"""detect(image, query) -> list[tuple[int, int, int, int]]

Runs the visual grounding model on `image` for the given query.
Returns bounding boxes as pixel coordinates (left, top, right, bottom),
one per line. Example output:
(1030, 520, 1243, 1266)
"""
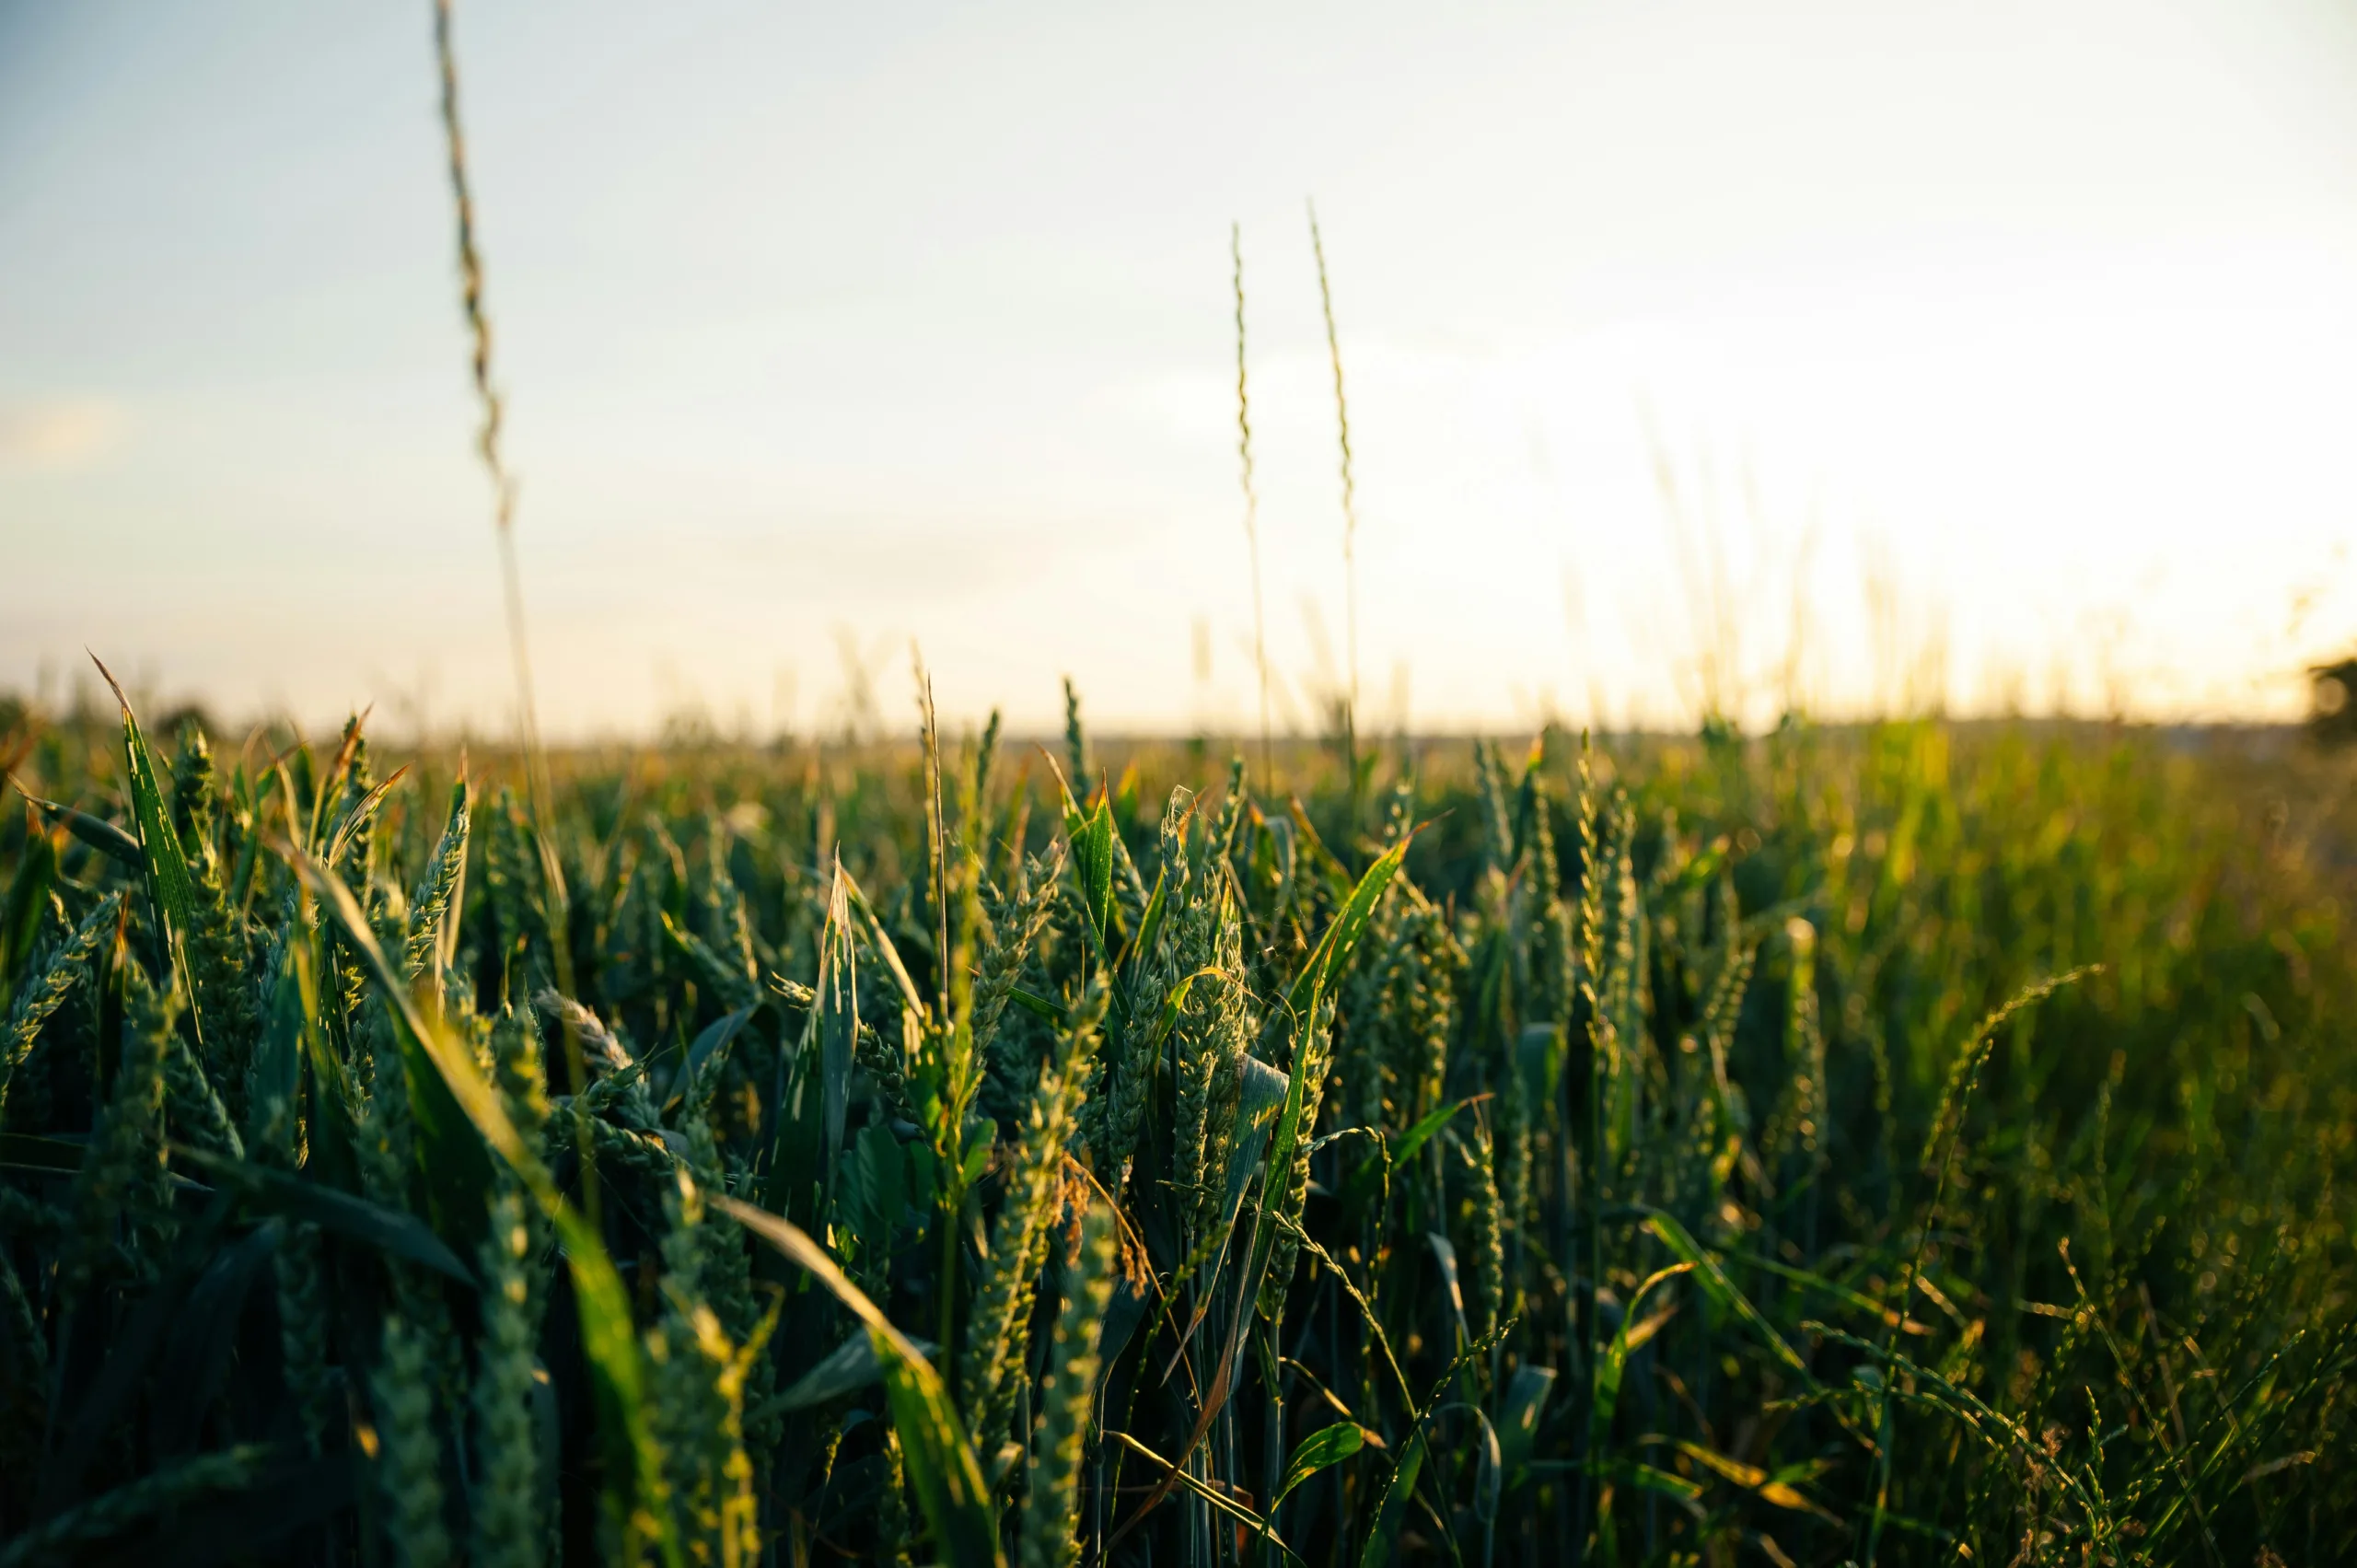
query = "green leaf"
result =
(1004, 985, 1066, 1026)
(247, 929, 306, 1159)
(321, 766, 407, 871)
(1282, 836, 1410, 1026)
(1283, 797, 1354, 900)
(1140, 969, 1206, 1058)
(288, 850, 679, 1568)
(150, 1224, 283, 1456)
(1246, 837, 1412, 1313)
(1670, 1439, 1840, 1519)
(1607, 1458, 1706, 1505)
(1120, 865, 1167, 976)
(1728, 1247, 1933, 1336)
(12, 785, 142, 872)
(1591, 1261, 1692, 1444)
(284, 921, 361, 1192)
(957, 1120, 995, 1190)
(0, 816, 60, 1013)
(1044, 760, 1130, 1025)
(1641, 1211, 1816, 1384)
(717, 1195, 1004, 1568)
(837, 865, 929, 1026)
(1213, 1055, 1291, 1229)
(769, 1328, 940, 1413)
(1496, 1364, 1556, 1482)
(93, 657, 207, 1048)
(1274, 1421, 1367, 1508)
(1471, 1407, 1503, 1525)
(1079, 802, 1114, 936)
(818, 861, 857, 1179)
(1074, 800, 1116, 963)
(170, 1145, 474, 1285)
(296, 852, 492, 1259)
(1426, 1233, 1469, 1345)
(1392, 1094, 1477, 1171)
(840, 1123, 909, 1268)
(766, 976, 830, 1233)
(660, 911, 758, 1010)
(0, 1132, 87, 1176)
(662, 1004, 755, 1118)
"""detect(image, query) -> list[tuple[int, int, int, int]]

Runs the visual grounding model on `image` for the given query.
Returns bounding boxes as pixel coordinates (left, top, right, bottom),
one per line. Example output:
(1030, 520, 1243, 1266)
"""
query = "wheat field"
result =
(0, 687, 2348, 1566)
(4, 4, 2353, 1561)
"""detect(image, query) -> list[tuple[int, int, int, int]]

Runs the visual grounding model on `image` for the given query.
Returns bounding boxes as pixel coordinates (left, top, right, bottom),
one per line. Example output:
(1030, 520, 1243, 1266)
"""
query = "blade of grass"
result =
(8, 786, 139, 872)
(172, 1144, 474, 1285)
(1232, 220, 1272, 791)
(1591, 1261, 1693, 1446)
(1109, 1430, 1307, 1567)
(1274, 1420, 1366, 1509)
(819, 857, 857, 1179)
(716, 1195, 1004, 1568)
(91, 656, 208, 1047)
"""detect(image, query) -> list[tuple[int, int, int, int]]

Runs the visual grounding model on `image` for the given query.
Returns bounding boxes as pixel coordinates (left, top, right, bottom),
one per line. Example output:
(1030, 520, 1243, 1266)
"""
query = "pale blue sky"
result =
(6, 0, 2357, 736)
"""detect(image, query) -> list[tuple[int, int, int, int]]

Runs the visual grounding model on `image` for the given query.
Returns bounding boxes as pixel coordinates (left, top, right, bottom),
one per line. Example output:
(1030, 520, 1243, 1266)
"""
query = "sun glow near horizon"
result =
(5, 0, 2357, 739)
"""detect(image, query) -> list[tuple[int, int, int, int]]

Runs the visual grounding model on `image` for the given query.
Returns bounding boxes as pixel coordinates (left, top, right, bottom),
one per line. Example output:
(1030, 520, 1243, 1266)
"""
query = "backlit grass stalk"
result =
(1308, 201, 1360, 783)
(433, 0, 539, 792)
(430, 0, 594, 1224)
(1234, 221, 1272, 791)
(1572, 735, 1605, 1553)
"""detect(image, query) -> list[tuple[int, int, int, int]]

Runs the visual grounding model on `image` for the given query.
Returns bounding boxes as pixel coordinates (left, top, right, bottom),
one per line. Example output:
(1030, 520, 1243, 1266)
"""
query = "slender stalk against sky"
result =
(1308, 203, 1359, 758)
(1233, 222, 1271, 789)
(433, 0, 549, 814)
(433, 0, 593, 1220)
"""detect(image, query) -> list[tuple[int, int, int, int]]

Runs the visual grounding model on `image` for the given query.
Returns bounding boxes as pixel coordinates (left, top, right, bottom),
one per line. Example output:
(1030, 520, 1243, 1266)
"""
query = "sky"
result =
(5, 0, 2357, 738)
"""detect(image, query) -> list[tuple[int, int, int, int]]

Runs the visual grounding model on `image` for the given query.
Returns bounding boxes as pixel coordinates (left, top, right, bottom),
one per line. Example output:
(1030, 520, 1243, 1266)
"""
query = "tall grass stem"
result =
(432, 0, 592, 1221)
(1308, 202, 1359, 787)
(1234, 223, 1272, 791)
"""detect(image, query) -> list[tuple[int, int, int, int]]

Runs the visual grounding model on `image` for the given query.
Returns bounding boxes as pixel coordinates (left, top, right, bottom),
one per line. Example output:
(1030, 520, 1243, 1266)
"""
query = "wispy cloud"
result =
(0, 399, 125, 469)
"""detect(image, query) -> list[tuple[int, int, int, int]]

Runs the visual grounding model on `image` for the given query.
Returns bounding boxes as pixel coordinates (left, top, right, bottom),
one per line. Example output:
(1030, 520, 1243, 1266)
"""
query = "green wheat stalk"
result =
(375, 1313, 453, 1568)
(471, 1183, 543, 1568)
(1020, 1202, 1116, 1568)
(0, 891, 118, 1123)
(962, 979, 1106, 1451)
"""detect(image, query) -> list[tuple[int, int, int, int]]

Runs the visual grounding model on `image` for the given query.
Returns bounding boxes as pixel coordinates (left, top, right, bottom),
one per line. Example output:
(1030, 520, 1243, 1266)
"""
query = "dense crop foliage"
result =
(0, 686, 2350, 1566)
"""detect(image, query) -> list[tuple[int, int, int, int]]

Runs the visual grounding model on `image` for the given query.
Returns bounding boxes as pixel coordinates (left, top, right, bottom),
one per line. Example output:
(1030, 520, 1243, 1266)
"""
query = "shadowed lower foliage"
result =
(0, 693, 2351, 1566)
